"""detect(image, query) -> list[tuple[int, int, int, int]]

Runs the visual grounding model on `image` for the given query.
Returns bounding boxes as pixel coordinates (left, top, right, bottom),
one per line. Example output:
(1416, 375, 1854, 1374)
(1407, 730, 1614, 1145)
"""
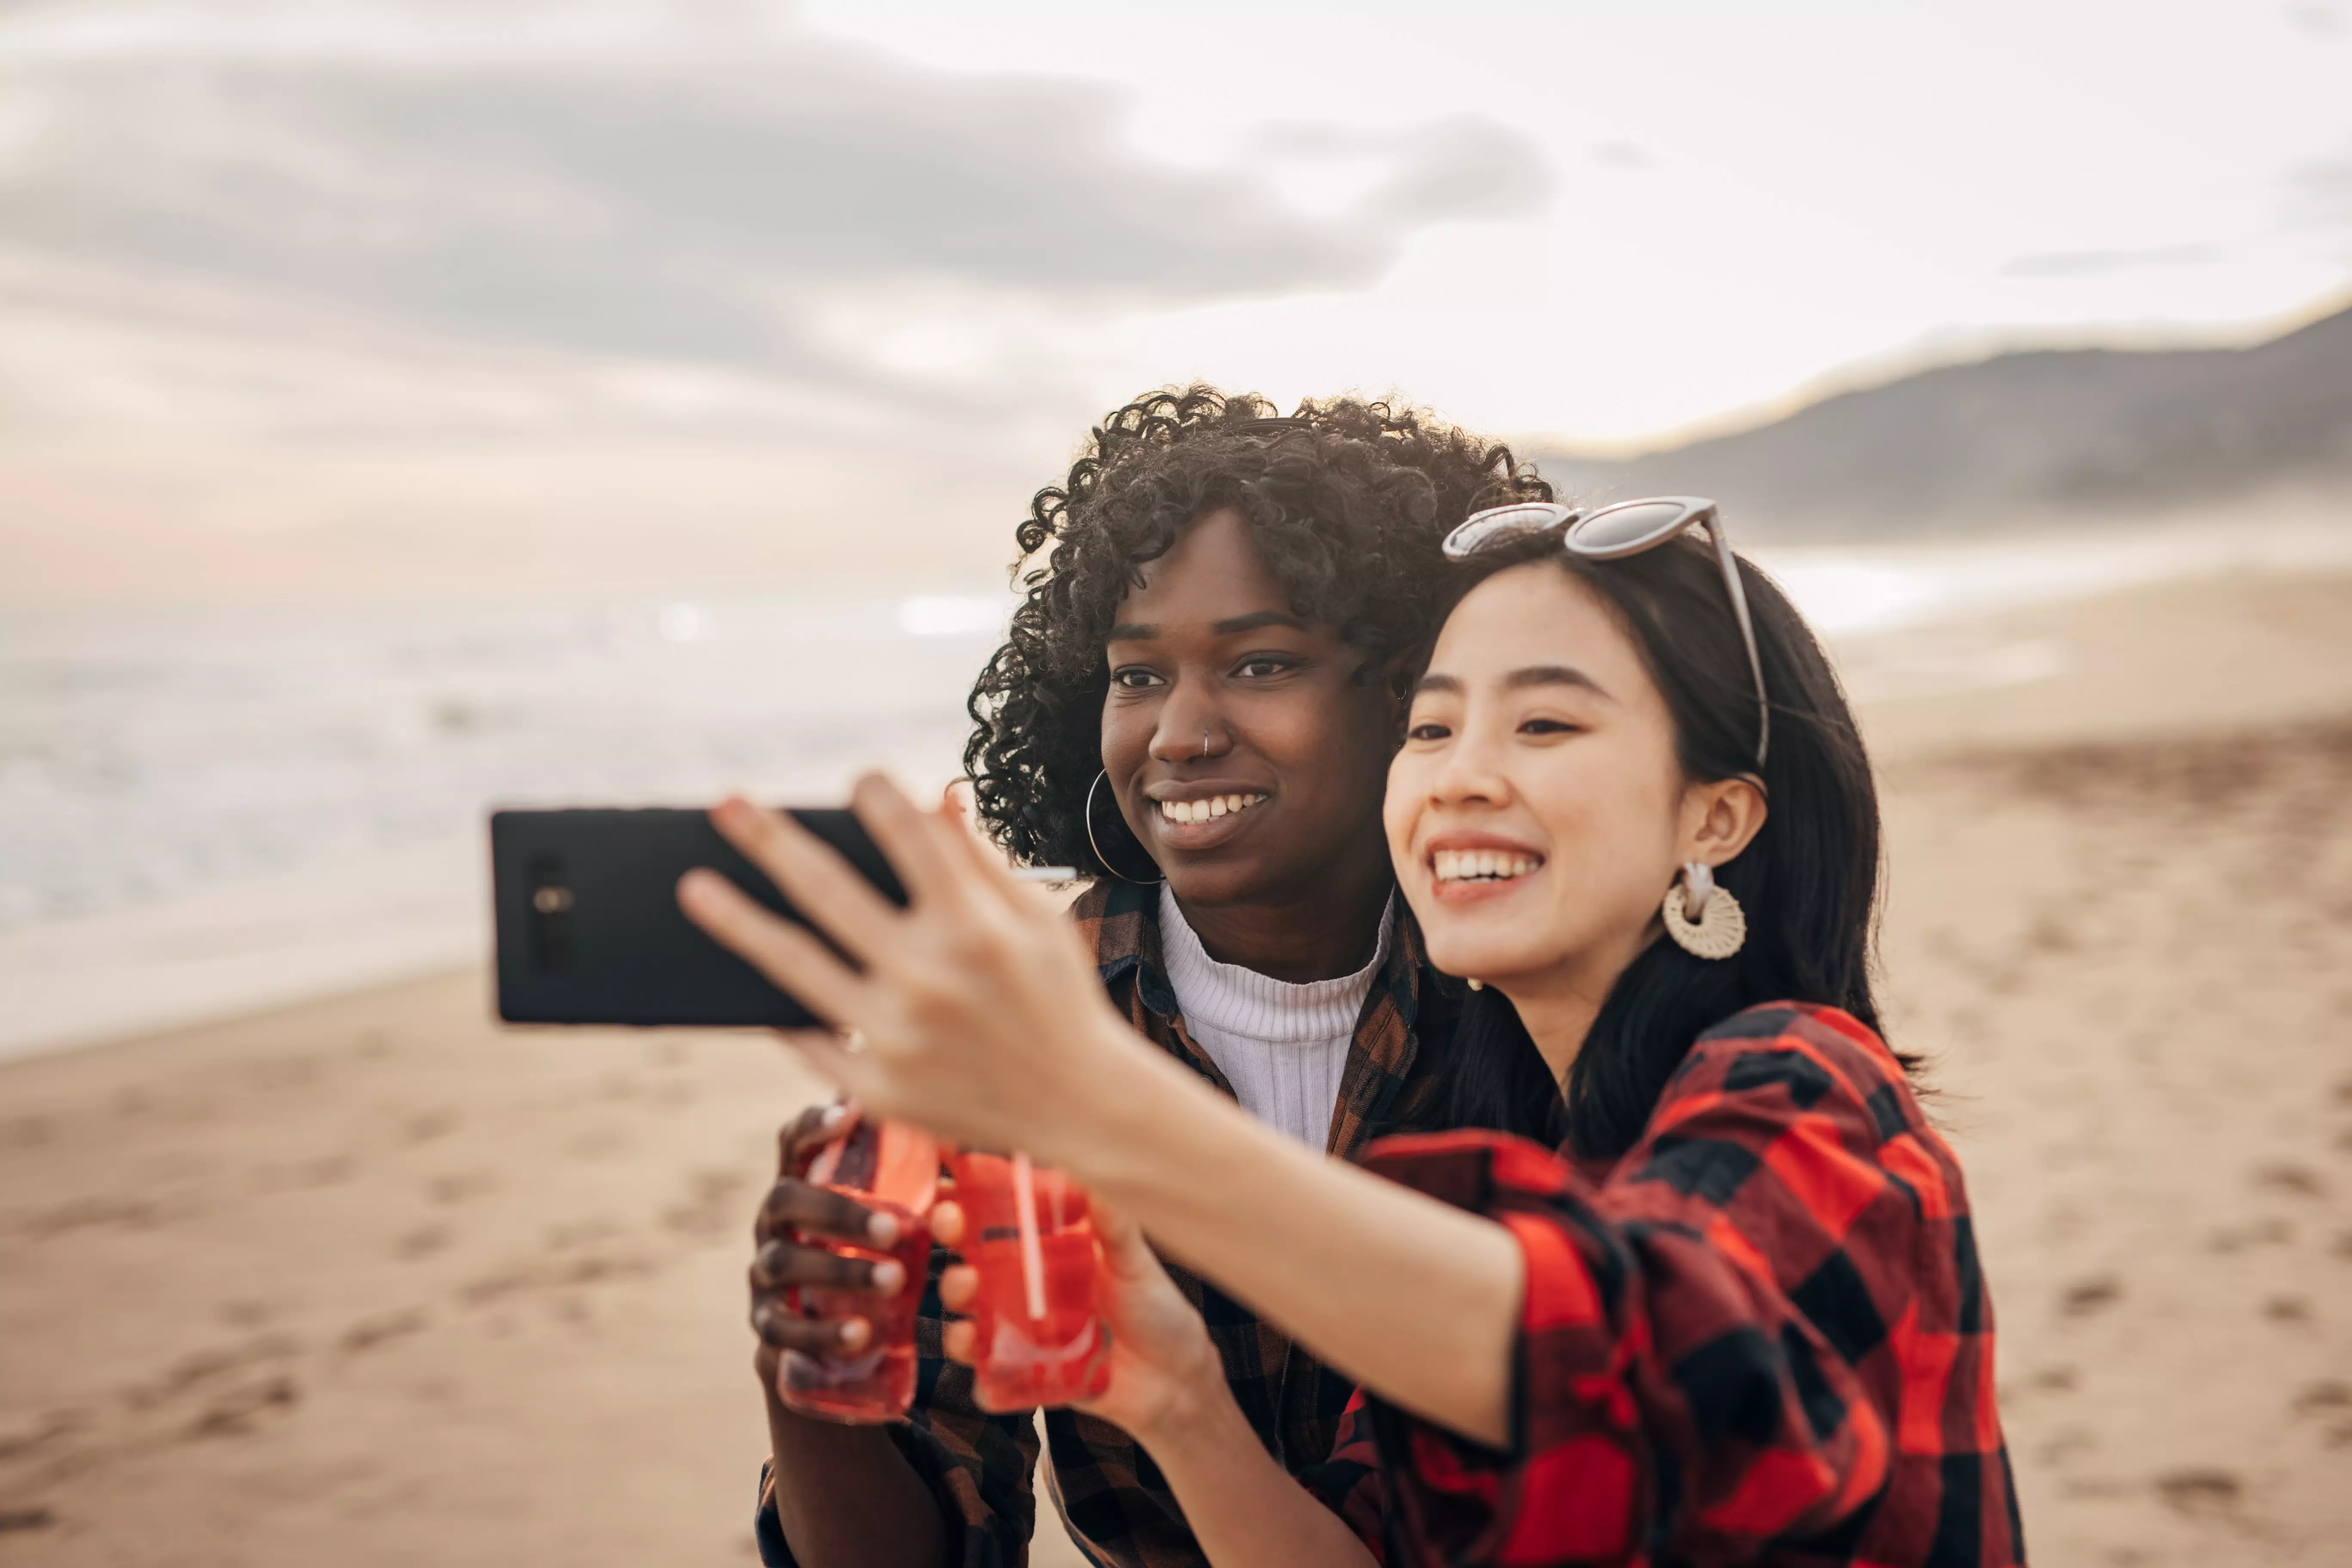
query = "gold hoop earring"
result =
(1662, 861, 1744, 960)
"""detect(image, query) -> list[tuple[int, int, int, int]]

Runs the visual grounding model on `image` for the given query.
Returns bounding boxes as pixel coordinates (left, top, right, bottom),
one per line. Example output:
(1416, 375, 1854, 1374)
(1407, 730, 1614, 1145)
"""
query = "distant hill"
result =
(1528, 298, 2352, 539)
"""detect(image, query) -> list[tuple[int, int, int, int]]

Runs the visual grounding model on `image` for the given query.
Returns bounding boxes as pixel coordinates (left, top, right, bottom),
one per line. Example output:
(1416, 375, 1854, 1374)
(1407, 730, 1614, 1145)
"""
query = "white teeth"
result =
(1160, 793, 1266, 827)
(1431, 849, 1542, 883)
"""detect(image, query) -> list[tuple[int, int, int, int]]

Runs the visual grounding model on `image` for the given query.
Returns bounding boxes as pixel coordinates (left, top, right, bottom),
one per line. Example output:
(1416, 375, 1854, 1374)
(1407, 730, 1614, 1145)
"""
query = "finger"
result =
(710, 797, 902, 965)
(937, 1262, 977, 1312)
(929, 1200, 965, 1249)
(943, 1319, 977, 1366)
(751, 1239, 907, 1295)
(849, 773, 967, 912)
(678, 871, 867, 1027)
(1090, 1194, 1142, 1251)
(756, 1179, 904, 1249)
(777, 1100, 851, 1177)
(922, 785, 1040, 902)
(1091, 1198, 1169, 1286)
(752, 1299, 874, 1355)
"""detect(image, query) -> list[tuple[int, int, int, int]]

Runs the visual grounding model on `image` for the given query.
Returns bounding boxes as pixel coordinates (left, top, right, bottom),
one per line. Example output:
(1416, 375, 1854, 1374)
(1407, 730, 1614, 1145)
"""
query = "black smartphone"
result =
(489, 807, 905, 1029)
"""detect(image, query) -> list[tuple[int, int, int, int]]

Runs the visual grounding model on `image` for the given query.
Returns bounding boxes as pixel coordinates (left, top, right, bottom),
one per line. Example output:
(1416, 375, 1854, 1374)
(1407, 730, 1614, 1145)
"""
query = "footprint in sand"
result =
(427, 1170, 497, 1204)
(187, 1375, 299, 1440)
(339, 1308, 429, 1355)
(2153, 1468, 2242, 1520)
(393, 1224, 453, 1260)
(2060, 1274, 2122, 1317)
(2205, 1218, 2293, 1253)
(2251, 1163, 2326, 1198)
(661, 1167, 753, 1239)
(2290, 1380, 2350, 1418)
(401, 1107, 462, 1144)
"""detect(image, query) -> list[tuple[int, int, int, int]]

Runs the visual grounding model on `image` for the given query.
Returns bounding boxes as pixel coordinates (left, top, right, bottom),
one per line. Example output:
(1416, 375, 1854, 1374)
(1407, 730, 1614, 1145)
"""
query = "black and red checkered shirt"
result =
(1298, 1001, 2024, 1567)
(756, 877, 1462, 1568)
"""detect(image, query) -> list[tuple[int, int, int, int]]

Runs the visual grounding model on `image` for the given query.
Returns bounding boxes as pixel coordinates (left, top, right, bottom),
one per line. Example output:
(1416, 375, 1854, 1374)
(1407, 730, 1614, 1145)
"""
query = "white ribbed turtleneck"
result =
(1157, 884, 1393, 1150)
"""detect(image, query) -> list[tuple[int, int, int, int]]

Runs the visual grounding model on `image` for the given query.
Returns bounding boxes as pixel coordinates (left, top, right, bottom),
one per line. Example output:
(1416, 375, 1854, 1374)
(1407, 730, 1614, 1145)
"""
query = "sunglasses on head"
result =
(1441, 496, 1770, 769)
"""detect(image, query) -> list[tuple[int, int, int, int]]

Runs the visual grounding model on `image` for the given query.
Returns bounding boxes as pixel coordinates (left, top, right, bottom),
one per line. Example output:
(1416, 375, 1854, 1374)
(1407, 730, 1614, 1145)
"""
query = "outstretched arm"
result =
(679, 782, 1525, 1446)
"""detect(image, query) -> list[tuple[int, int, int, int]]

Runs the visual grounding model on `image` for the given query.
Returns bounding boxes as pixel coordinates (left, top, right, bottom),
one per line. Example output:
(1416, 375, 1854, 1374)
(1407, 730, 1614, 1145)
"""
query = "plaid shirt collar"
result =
(1073, 877, 1438, 1159)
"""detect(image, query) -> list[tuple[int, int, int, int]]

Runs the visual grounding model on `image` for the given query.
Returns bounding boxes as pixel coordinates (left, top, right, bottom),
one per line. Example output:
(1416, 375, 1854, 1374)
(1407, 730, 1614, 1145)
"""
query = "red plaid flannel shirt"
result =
(757, 878, 1462, 1568)
(1298, 1001, 2023, 1567)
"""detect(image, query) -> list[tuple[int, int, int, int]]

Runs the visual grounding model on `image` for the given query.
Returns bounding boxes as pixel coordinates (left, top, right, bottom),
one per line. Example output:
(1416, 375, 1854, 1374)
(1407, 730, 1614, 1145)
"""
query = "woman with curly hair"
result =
(738, 386, 1550, 1568)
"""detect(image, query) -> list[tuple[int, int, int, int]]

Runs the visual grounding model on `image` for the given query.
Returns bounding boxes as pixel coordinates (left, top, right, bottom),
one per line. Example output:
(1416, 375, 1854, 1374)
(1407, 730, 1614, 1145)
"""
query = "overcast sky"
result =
(2, 0, 2346, 456)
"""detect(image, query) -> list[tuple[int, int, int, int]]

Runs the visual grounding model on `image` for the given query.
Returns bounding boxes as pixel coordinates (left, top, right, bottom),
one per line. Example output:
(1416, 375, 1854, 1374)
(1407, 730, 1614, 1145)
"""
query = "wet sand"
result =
(3, 569, 2350, 1566)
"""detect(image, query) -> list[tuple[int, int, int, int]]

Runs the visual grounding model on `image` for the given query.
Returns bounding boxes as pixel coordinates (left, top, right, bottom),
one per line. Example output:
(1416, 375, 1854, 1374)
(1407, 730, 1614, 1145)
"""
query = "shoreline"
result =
(12, 554, 2352, 1067)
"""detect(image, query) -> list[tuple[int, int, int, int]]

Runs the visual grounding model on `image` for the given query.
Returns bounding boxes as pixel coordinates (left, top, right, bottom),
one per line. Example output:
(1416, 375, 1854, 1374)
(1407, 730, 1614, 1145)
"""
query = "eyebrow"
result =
(1413, 665, 1614, 698)
(1106, 609, 1309, 643)
(1508, 664, 1613, 698)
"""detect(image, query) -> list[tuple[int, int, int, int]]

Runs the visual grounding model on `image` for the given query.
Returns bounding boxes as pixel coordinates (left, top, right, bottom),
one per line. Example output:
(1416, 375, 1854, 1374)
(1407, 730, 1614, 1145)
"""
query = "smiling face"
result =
(1385, 560, 1764, 1011)
(1101, 507, 1398, 912)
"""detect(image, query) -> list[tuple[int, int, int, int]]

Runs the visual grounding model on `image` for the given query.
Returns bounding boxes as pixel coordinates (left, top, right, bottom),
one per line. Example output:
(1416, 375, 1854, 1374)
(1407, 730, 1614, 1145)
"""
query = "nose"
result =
(1426, 716, 1510, 809)
(1146, 678, 1231, 765)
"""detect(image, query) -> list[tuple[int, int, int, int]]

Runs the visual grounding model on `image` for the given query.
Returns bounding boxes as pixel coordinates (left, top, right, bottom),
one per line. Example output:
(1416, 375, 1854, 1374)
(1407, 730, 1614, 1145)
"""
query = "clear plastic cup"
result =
(946, 1149, 1112, 1409)
(778, 1112, 940, 1423)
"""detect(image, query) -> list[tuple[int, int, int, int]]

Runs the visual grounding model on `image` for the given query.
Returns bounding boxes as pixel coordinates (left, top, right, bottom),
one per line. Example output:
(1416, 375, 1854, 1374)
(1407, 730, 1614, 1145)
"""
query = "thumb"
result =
(1090, 1197, 1159, 1280)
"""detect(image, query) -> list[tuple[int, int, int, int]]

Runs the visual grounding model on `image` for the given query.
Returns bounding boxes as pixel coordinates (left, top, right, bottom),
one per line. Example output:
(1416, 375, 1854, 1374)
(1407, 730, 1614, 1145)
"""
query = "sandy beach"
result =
(4, 568, 2351, 1567)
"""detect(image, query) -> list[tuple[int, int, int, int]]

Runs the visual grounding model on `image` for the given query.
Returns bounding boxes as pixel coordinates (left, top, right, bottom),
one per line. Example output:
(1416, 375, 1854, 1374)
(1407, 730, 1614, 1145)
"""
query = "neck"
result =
(1496, 925, 1658, 1086)
(1171, 847, 1393, 984)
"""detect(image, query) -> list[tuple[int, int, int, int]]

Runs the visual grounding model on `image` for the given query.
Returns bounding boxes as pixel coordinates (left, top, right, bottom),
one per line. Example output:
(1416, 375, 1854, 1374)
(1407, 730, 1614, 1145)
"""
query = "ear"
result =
(1678, 775, 1767, 869)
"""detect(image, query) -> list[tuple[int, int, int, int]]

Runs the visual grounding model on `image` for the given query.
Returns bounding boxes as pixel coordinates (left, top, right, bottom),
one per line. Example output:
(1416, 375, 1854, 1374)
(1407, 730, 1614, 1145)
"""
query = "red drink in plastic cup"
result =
(946, 1150, 1111, 1409)
(778, 1112, 940, 1423)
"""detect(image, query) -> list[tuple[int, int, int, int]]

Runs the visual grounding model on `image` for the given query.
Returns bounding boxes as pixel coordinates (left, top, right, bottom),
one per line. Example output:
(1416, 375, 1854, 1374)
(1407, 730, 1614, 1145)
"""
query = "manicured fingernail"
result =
(871, 1260, 905, 1295)
(819, 1103, 848, 1131)
(838, 1319, 870, 1351)
(867, 1210, 899, 1246)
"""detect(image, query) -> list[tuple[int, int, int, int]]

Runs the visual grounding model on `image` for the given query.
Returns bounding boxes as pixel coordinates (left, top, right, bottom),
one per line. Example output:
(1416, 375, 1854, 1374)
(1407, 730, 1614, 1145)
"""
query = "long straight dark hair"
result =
(1422, 529, 1892, 1161)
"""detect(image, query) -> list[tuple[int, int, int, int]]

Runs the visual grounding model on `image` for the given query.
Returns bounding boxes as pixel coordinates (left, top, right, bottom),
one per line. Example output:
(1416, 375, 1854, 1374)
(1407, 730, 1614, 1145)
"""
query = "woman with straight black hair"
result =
(685, 498, 2023, 1566)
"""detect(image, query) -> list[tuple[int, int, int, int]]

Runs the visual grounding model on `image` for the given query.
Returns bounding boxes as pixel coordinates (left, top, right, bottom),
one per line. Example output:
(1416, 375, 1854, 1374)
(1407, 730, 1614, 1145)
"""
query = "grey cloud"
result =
(0, 14, 1503, 370)
(1589, 141, 1652, 171)
(1250, 115, 1554, 224)
(2282, 3, 2346, 38)
(1358, 116, 1553, 223)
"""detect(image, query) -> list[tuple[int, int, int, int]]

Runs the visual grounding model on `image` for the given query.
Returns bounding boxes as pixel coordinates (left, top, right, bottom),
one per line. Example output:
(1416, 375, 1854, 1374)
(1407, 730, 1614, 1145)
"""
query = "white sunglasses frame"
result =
(1440, 496, 1770, 769)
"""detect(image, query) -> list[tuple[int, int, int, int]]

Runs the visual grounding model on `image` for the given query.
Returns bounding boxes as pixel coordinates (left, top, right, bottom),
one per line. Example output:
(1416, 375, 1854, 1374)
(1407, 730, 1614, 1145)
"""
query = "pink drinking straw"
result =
(1011, 1152, 1047, 1321)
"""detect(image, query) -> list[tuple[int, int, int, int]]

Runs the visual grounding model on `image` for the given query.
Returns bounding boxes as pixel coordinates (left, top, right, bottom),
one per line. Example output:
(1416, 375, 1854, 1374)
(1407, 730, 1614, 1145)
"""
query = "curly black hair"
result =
(964, 384, 1552, 875)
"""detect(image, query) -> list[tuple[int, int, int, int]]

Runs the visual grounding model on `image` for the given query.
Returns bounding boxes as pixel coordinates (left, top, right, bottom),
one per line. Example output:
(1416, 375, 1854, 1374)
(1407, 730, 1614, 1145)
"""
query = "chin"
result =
(1422, 933, 1534, 989)
(1158, 858, 1264, 907)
